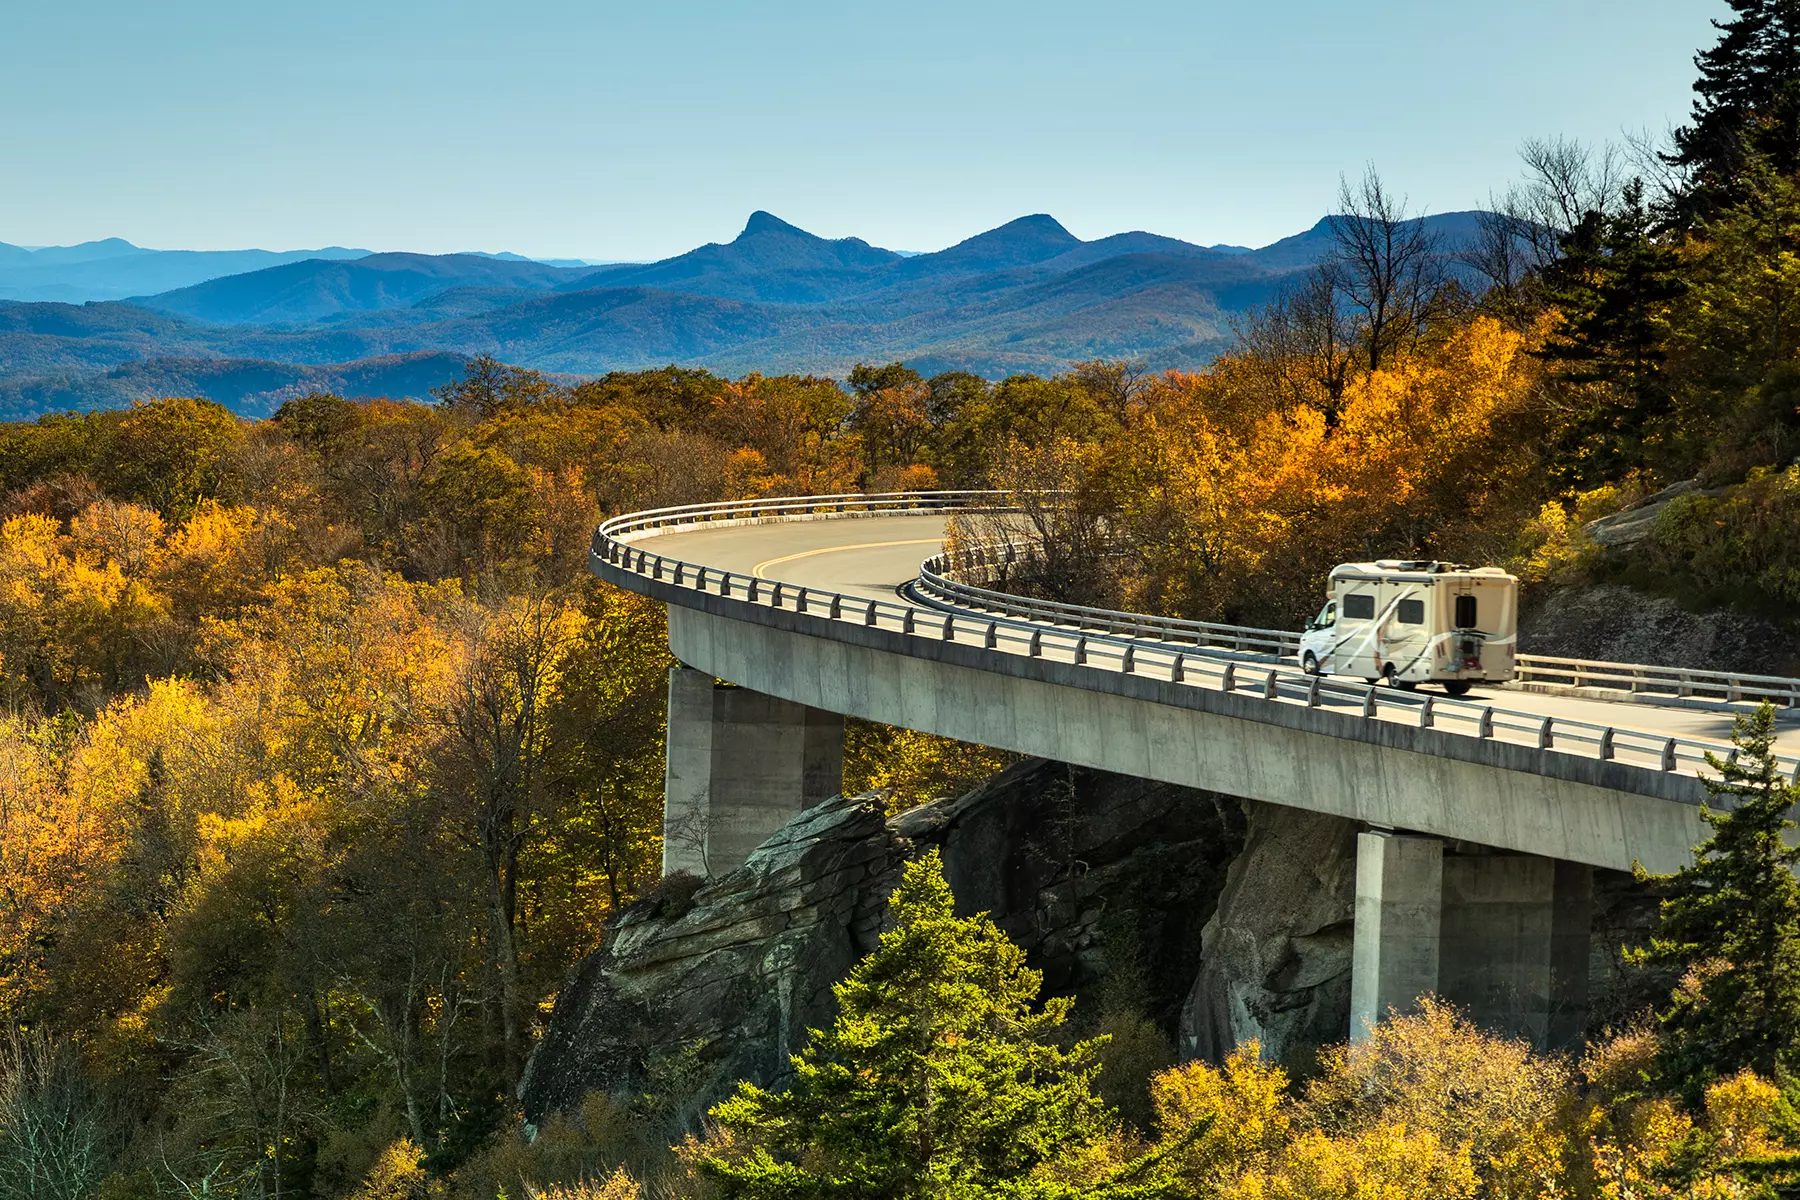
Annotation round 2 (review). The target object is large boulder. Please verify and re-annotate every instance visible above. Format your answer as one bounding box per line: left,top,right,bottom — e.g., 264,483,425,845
1178,801,1360,1069
519,759,1246,1123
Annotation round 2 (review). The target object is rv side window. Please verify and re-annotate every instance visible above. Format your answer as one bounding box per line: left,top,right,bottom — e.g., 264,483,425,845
1342,593,1375,620
1396,598,1424,624
1455,595,1478,629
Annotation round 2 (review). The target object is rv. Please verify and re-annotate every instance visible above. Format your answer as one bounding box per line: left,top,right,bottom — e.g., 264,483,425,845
1297,560,1517,695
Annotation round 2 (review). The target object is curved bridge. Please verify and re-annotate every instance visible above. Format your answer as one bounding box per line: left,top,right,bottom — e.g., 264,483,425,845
591,492,1800,1046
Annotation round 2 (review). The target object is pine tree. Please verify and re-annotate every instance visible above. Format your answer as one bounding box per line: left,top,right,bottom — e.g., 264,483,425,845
1632,703,1800,1103
1536,179,1689,484
1671,0,1800,217
686,850,1117,1199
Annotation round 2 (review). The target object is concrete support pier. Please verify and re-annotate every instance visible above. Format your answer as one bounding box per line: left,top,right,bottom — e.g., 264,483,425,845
1351,832,1444,1041
663,666,845,878
1351,830,1592,1049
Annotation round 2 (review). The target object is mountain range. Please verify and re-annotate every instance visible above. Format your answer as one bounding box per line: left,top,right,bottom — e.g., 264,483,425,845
0,211,1488,419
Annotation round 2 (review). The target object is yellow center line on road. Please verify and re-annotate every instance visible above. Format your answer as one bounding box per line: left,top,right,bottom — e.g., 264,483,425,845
751,538,943,579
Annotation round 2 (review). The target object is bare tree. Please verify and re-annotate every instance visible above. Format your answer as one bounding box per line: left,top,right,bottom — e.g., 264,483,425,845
1233,267,1359,420
1329,165,1451,371
1466,136,1631,297
0,1031,116,1200
1068,360,1150,422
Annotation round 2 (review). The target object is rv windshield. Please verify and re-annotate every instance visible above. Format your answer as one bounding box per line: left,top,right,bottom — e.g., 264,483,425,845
1312,602,1335,629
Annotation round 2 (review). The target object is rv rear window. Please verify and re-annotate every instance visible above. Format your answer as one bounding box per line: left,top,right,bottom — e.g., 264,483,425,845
1455,595,1478,629
1397,599,1424,624
1343,594,1375,620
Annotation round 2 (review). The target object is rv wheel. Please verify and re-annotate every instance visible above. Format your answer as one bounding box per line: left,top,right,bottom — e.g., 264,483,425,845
1443,680,1473,697
1384,665,1417,692
1302,652,1319,675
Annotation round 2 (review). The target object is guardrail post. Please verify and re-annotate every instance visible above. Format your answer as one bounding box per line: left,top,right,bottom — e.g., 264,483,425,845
1220,662,1234,692
864,601,878,627
1172,655,1185,683
985,622,998,649
942,616,955,642
1679,673,1692,698
1479,708,1494,738
1538,718,1554,750
1029,629,1042,657
1121,645,1135,672
653,559,663,581
1728,677,1743,702
829,595,842,619
1632,669,1645,694
903,609,915,635
721,574,731,597
1305,676,1320,707
1419,696,1434,729
1662,740,1678,771
1267,671,1281,701
772,582,783,606
1598,728,1615,760
1075,637,1088,665
797,589,809,614
1361,687,1377,718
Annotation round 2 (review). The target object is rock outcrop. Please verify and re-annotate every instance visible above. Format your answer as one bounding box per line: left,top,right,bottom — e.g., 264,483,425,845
1178,802,1360,1070
522,766,1669,1122
1520,582,1800,675
520,760,1246,1123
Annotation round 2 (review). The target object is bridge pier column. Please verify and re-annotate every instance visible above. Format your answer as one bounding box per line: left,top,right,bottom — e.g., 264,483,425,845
662,667,845,879
1351,831,1444,1041
1351,831,1591,1049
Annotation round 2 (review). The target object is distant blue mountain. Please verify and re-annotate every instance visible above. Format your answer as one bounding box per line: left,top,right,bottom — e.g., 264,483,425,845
140,253,588,325
0,239,371,303
0,209,1497,417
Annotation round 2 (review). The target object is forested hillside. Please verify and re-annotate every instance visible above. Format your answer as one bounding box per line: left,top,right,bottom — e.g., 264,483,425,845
8,2,1800,1198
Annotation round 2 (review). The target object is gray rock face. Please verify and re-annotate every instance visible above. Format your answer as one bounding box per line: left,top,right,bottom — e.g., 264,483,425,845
520,760,1246,1123
1521,583,1800,675
521,763,1669,1124
1178,801,1360,1069
1582,479,1706,549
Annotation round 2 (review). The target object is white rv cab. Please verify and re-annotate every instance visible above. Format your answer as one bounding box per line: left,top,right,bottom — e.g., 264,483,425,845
1297,560,1517,695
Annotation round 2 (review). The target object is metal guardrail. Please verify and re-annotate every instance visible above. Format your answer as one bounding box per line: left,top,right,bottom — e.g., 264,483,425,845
1513,655,1800,706
592,491,1800,786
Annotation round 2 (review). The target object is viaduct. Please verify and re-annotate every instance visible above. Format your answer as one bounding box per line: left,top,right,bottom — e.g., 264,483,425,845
592,494,1800,1052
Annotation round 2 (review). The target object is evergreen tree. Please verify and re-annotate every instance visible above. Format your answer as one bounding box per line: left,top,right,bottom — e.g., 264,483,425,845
1536,179,1689,485
1632,703,1800,1104
686,850,1117,1199
1671,0,1800,218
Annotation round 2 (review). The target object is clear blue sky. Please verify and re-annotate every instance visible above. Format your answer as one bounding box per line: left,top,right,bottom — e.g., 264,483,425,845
1,0,1716,260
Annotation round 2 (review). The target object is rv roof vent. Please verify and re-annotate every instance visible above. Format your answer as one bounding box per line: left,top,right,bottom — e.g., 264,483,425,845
1374,559,1437,571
